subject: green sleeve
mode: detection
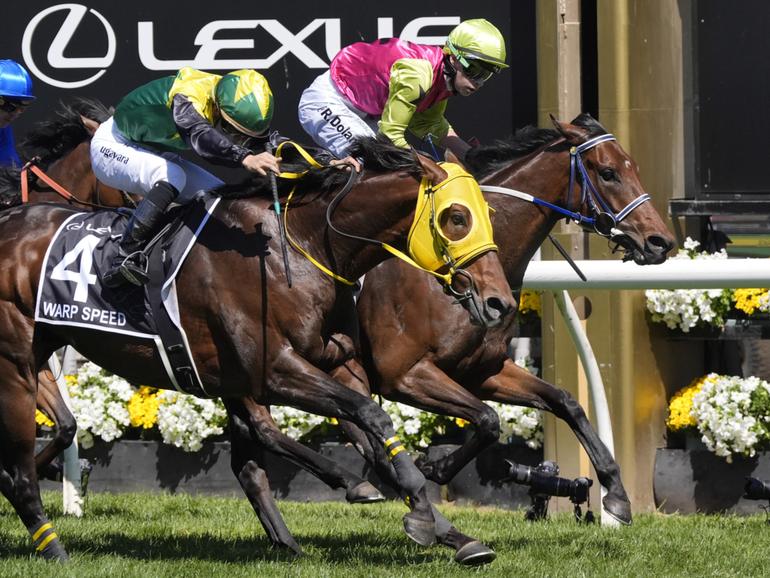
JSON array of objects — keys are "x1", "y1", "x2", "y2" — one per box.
[
  {"x1": 379, "y1": 59, "x2": 435, "y2": 148},
  {"x1": 408, "y1": 100, "x2": 451, "y2": 143}
]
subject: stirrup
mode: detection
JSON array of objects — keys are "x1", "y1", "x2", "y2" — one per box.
[
  {"x1": 119, "y1": 251, "x2": 150, "y2": 286},
  {"x1": 104, "y1": 251, "x2": 149, "y2": 287}
]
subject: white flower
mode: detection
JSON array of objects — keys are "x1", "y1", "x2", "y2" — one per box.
[
  {"x1": 67, "y1": 362, "x2": 134, "y2": 446},
  {"x1": 156, "y1": 392, "x2": 227, "y2": 452},
  {"x1": 691, "y1": 374, "x2": 770, "y2": 458}
]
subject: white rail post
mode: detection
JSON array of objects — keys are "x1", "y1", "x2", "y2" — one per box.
[
  {"x1": 551, "y1": 290, "x2": 619, "y2": 527},
  {"x1": 47, "y1": 353, "x2": 83, "y2": 517}
]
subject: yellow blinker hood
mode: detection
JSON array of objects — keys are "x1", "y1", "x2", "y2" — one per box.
[{"x1": 407, "y1": 162, "x2": 498, "y2": 273}]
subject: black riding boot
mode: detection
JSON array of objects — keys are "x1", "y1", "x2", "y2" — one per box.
[{"x1": 103, "y1": 181, "x2": 179, "y2": 288}]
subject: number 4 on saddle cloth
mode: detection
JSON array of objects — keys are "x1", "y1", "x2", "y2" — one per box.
[{"x1": 34, "y1": 194, "x2": 223, "y2": 397}]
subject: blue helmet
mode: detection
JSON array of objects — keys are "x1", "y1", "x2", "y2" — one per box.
[{"x1": 0, "y1": 60, "x2": 35, "y2": 100}]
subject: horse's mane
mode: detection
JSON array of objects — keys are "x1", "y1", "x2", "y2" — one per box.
[
  {"x1": 215, "y1": 136, "x2": 422, "y2": 199},
  {"x1": 19, "y1": 98, "x2": 113, "y2": 166},
  {"x1": 464, "y1": 113, "x2": 608, "y2": 179},
  {"x1": 0, "y1": 98, "x2": 113, "y2": 209}
]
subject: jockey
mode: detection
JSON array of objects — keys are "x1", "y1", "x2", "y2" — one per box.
[
  {"x1": 0, "y1": 59, "x2": 35, "y2": 167},
  {"x1": 91, "y1": 67, "x2": 279, "y2": 288},
  {"x1": 298, "y1": 19, "x2": 508, "y2": 170}
]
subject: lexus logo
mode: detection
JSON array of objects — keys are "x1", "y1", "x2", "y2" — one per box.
[{"x1": 22, "y1": 3, "x2": 116, "y2": 89}]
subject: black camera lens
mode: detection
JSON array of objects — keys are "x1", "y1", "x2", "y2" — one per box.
[{"x1": 744, "y1": 477, "x2": 770, "y2": 501}]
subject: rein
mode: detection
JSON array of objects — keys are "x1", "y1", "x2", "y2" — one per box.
[{"x1": 20, "y1": 159, "x2": 121, "y2": 210}]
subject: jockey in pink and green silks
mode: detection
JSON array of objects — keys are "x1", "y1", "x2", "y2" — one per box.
[{"x1": 298, "y1": 19, "x2": 508, "y2": 171}]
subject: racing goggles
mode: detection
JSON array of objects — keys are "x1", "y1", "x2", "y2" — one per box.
[
  {"x1": 217, "y1": 117, "x2": 268, "y2": 149},
  {"x1": 461, "y1": 60, "x2": 500, "y2": 85},
  {"x1": 0, "y1": 96, "x2": 33, "y2": 113}
]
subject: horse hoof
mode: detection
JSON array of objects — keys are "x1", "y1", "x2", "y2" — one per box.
[
  {"x1": 36, "y1": 541, "x2": 69, "y2": 562},
  {"x1": 273, "y1": 541, "x2": 304, "y2": 557},
  {"x1": 602, "y1": 495, "x2": 633, "y2": 525},
  {"x1": 346, "y1": 481, "x2": 385, "y2": 504},
  {"x1": 403, "y1": 512, "x2": 437, "y2": 547},
  {"x1": 454, "y1": 541, "x2": 496, "y2": 566}
]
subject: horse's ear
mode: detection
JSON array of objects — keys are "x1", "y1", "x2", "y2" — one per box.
[
  {"x1": 550, "y1": 114, "x2": 589, "y2": 146},
  {"x1": 80, "y1": 115, "x2": 100, "y2": 136},
  {"x1": 413, "y1": 150, "x2": 447, "y2": 182},
  {"x1": 444, "y1": 149, "x2": 467, "y2": 170}
]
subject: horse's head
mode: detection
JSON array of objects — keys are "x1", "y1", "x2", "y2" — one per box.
[
  {"x1": 551, "y1": 114, "x2": 675, "y2": 264},
  {"x1": 410, "y1": 153, "x2": 513, "y2": 327}
]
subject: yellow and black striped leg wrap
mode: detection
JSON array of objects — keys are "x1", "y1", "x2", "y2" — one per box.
[
  {"x1": 30, "y1": 521, "x2": 65, "y2": 560},
  {"x1": 384, "y1": 436, "x2": 406, "y2": 461}
]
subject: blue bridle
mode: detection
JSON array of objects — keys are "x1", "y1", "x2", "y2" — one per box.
[{"x1": 481, "y1": 132, "x2": 651, "y2": 238}]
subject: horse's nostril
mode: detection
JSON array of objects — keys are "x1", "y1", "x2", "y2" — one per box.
[
  {"x1": 646, "y1": 235, "x2": 674, "y2": 254},
  {"x1": 485, "y1": 296, "x2": 511, "y2": 319}
]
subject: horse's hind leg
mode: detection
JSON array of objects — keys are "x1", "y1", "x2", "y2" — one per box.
[
  {"x1": 34, "y1": 369, "x2": 77, "y2": 479},
  {"x1": 477, "y1": 358, "x2": 632, "y2": 524},
  {"x1": 0, "y1": 358, "x2": 68, "y2": 560},
  {"x1": 237, "y1": 397, "x2": 383, "y2": 503},
  {"x1": 224, "y1": 400, "x2": 302, "y2": 555}
]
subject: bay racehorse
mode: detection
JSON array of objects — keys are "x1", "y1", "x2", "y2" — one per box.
[
  {"x1": 0, "y1": 138, "x2": 512, "y2": 563},
  {"x1": 7, "y1": 104, "x2": 387, "y2": 517},
  {"x1": 328, "y1": 114, "x2": 675, "y2": 525}
]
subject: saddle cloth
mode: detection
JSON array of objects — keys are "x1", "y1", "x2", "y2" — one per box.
[{"x1": 34, "y1": 194, "x2": 222, "y2": 396}]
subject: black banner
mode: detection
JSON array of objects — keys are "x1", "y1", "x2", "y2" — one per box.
[{"x1": 1, "y1": 2, "x2": 536, "y2": 152}]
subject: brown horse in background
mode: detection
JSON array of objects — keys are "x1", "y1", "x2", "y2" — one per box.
[
  {"x1": 0, "y1": 98, "x2": 130, "y2": 210},
  {"x1": 329, "y1": 115, "x2": 675, "y2": 525},
  {"x1": 0, "y1": 138, "x2": 512, "y2": 563}
]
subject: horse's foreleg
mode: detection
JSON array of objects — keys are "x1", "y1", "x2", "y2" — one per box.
[
  {"x1": 382, "y1": 359, "x2": 501, "y2": 486},
  {"x1": 224, "y1": 400, "x2": 302, "y2": 555},
  {"x1": 476, "y1": 358, "x2": 632, "y2": 524},
  {"x1": 331, "y1": 360, "x2": 495, "y2": 565},
  {"x1": 269, "y1": 351, "x2": 436, "y2": 547},
  {"x1": 239, "y1": 397, "x2": 383, "y2": 503},
  {"x1": 34, "y1": 370, "x2": 77, "y2": 479},
  {"x1": 0, "y1": 357, "x2": 68, "y2": 560}
]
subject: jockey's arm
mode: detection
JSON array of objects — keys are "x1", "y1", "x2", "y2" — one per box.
[
  {"x1": 379, "y1": 59, "x2": 436, "y2": 148},
  {"x1": 171, "y1": 94, "x2": 252, "y2": 167}
]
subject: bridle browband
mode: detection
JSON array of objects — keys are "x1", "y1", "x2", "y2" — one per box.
[{"x1": 480, "y1": 133, "x2": 651, "y2": 239}]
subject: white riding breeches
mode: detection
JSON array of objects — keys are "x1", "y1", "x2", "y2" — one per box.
[
  {"x1": 298, "y1": 71, "x2": 379, "y2": 158},
  {"x1": 90, "y1": 117, "x2": 224, "y2": 203}
]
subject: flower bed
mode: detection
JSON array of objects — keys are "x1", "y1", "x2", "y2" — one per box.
[
  {"x1": 654, "y1": 373, "x2": 770, "y2": 513},
  {"x1": 38, "y1": 361, "x2": 544, "y2": 453}
]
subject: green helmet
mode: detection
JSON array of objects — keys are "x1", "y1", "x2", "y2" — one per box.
[
  {"x1": 215, "y1": 69, "x2": 274, "y2": 137},
  {"x1": 444, "y1": 19, "x2": 509, "y2": 72}
]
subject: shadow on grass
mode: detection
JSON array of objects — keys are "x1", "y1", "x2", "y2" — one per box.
[{"x1": 0, "y1": 531, "x2": 443, "y2": 566}]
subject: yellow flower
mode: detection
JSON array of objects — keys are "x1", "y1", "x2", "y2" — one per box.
[
  {"x1": 519, "y1": 290, "x2": 542, "y2": 317},
  {"x1": 732, "y1": 288, "x2": 768, "y2": 316},
  {"x1": 35, "y1": 409, "x2": 55, "y2": 428},
  {"x1": 128, "y1": 386, "x2": 161, "y2": 429},
  {"x1": 666, "y1": 375, "x2": 711, "y2": 431}
]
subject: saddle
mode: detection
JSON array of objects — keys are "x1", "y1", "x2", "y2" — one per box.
[{"x1": 35, "y1": 194, "x2": 223, "y2": 397}]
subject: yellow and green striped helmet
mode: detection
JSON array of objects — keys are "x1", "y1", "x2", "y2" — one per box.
[
  {"x1": 443, "y1": 19, "x2": 509, "y2": 71},
  {"x1": 215, "y1": 69, "x2": 274, "y2": 137}
]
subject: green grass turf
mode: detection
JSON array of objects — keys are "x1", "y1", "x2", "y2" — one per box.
[{"x1": 0, "y1": 492, "x2": 768, "y2": 577}]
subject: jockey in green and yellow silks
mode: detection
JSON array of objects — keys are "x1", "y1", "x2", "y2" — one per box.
[
  {"x1": 91, "y1": 67, "x2": 279, "y2": 288},
  {"x1": 298, "y1": 19, "x2": 508, "y2": 171}
]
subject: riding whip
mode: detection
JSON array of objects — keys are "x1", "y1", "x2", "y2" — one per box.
[{"x1": 265, "y1": 142, "x2": 292, "y2": 288}]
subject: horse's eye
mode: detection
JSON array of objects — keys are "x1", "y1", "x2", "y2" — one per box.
[
  {"x1": 600, "y1": 168, "x2": 617, "y2": 182},
  {"x1": 451, "y1": 213, "x2": 466, "y2": 227}
]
